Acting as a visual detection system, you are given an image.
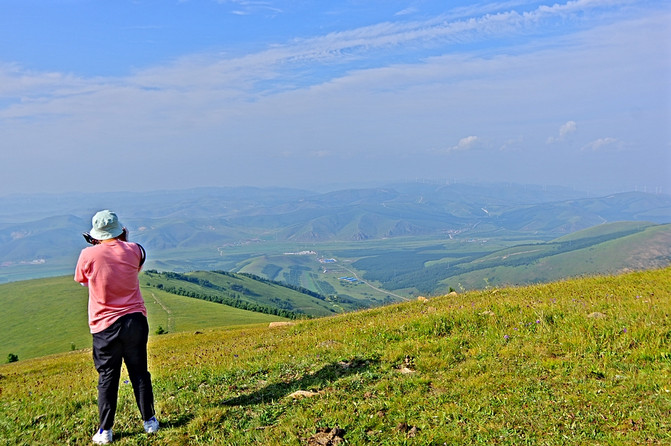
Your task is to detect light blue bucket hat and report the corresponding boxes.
[89,210,124,240]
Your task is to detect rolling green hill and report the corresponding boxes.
[0,275,289,362]
[141,269,343,317]
[350,222,671,294]
[0,266,388,362]
[434,222,671,291]
[2,267,669,444]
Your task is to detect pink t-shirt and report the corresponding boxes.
[74,240,147,333]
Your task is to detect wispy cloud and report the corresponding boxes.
[295,0,626,62]
[395,7,418,16]
[447,136,481,153]
[217,0,283,15]
[0,0,647,102]
[152,0,638,93]
[581,137,622,151]
[0,0,668,194]
[547,120,577,143]
[499,136,525,152]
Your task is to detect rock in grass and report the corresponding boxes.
[395,422,420,437]
[269,321,295,328]
[288,390,320,399]
[307,427,345,445]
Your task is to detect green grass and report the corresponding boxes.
[142,270,340,317]
[2,267,670,444]
[439,223,671,291]
[0,276,287,361]
[232,247,409,305]
[143,286,286,333]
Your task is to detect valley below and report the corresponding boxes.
[1,182,670,300]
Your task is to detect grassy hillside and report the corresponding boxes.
[0,276,287,361]
[2,267,669,444]
[348,222,670,294]
[141,270,341,317]
[439,222,671,291]
[230,247,405,308]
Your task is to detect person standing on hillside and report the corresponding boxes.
[75,210,159,444]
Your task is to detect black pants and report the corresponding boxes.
[92,312,155,430]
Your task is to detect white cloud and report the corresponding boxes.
[395,7,418,16]
[447,136,480,152]
[217,0,283,15]
[499,136,525,152]
[559,120,576,137]
[183,0,639,91]
[0,1,668,194]
[547,120,577,143]
[0,1,655,101]
[581,137,621,151]
[301,0,622,61]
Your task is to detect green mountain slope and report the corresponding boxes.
[351,222,670,294]
[2,267,669,444]
[438,222,671,290]
[0,267,379,361]
[141,269,341,317]
[0,275,288,361]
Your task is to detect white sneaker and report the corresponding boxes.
[92,428,113,444]
[143,416,159,434]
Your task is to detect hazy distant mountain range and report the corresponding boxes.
[1,182,670,287]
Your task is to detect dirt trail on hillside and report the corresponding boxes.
[150,292,175,332]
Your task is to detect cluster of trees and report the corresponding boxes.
[314,278,337,296]
[144,270,313,319]
[440,229,647,277]
[280,265,311,288]
[260,264,282,281]
[150,282,302,319]
[352,227,649,293]
[236,271,327,301]
[149,271,219,289]
[353,250,477,293]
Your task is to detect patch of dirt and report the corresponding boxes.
[307,427,345,445]
[395,422,420,437]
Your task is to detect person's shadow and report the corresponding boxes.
[222,357,379,406]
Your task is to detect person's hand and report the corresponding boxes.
[82,232,99,245]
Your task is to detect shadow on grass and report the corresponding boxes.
[222,357,379,407]
[154,411,194,430]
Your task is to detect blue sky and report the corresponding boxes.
[1,0,669,196]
